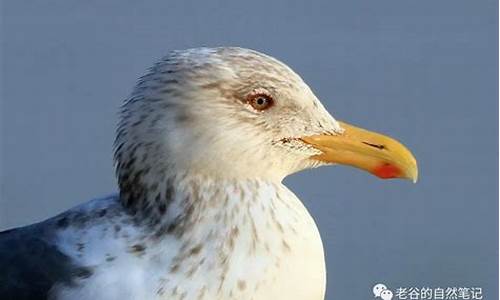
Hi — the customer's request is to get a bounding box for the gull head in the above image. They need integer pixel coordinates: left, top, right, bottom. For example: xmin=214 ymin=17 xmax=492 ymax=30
xmin=114 ymin=47 xmax=417 ymax=184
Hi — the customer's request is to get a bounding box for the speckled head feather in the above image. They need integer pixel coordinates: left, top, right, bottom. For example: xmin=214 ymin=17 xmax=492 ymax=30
xmin=114 ymin=47 xmax=342 ymax=212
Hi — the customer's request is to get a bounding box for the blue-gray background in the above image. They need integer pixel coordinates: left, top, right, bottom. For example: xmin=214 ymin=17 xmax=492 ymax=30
xmin=1 ymin=1 xmax=498 ymax=299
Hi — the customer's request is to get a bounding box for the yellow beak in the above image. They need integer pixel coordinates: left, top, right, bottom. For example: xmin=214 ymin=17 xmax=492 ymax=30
xmin=301 ymin=121 xmax=418 ymax=182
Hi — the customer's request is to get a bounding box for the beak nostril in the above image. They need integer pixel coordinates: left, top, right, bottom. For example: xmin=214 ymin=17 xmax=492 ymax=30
xmin=362 ymin=141 xmax=386 ymax=150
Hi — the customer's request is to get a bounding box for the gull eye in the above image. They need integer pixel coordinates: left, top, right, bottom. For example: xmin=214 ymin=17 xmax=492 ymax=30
xmin=248 ymin=93 xmax=274 ymax=111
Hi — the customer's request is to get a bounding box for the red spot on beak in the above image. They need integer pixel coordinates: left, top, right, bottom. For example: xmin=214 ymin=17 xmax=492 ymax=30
xmin=373 ymin=164 xmax=402 ymax=179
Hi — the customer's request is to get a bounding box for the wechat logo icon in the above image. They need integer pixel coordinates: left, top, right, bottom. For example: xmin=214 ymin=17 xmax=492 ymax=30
xmin=373 ymin=283 xmax=393 ymax=300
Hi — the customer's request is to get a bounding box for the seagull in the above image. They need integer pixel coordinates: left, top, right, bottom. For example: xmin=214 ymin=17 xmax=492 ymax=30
xmin=0 ymin=47 xmax=417 ymax=300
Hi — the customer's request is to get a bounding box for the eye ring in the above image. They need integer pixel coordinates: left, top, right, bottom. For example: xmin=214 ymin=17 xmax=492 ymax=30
xmin=247 ymin=93 xmax=274 ymax=111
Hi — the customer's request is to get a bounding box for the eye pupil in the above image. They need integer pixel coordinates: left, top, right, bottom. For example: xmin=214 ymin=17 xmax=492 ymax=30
xmin=257 ymin=98 xmax=265 ymax=105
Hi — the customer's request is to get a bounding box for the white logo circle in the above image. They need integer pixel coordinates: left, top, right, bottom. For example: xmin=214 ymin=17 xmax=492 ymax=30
xmin=372 ymin=283 xmax=388 ymax=297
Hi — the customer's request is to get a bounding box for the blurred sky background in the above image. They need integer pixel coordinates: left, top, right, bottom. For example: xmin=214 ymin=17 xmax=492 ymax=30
xmin=1 ymin=1 xmax=498 ymax=299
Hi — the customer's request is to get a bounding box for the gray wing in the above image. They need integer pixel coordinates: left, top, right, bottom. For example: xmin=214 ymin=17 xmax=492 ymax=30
xmin=0 ymin=224 xmax=88 ymax=300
